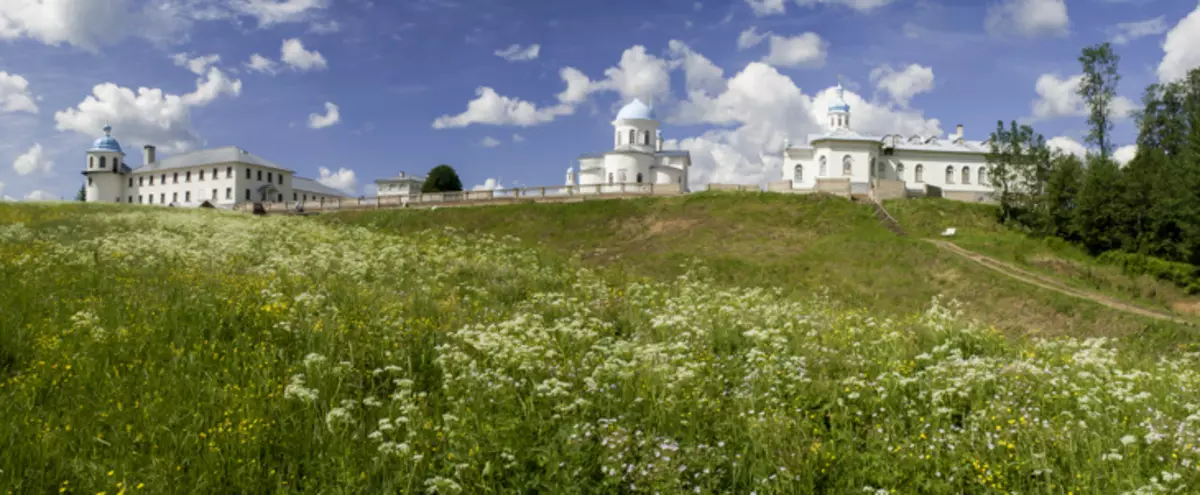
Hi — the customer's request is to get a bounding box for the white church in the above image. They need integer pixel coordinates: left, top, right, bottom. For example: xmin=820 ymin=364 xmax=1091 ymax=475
xmin=82 ymin=124 xmax=349 ymax=207
xmin=566 ymin=99 xmax=691 ymax=190
xmin=781 ymin=83 xmax=994 ymax=202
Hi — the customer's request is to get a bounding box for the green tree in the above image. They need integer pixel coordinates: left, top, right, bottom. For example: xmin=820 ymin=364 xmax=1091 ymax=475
xmin=1044 ymin=153 xmax=1084 ymax=241
xmin=986 ymin=120 xmax=1052 ymax=231
xmin=75 ymin=184 xmax=86 ymax=202
xmin=421 ymin=164 xmax=464 ymax=193
xmin=1074 ymin=155 xmax=1126 ymax=254
xmin=1077 ymin=42 xmax=1121 ymax=160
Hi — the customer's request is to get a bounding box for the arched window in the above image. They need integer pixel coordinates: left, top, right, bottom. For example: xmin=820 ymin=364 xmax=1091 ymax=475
xmin=896 ymin=163 xmax=905 ymax=180
xmin=99 ymin=156 xmax=107 ymax=168
xmin=842 ymin=155 xmax=853 ymax=176
xmin=628 ymin=130 xmax=636 ymax=145
xmin=794 ymin=164 xmax=803 ymax=181
xmin=945 ymin=166 xmax=955 ymax=184
xmin=636 ymin=173 xmax=643 ymax=183
xmin=819 ymin=156 xmax=827 ymax=176
xmin=962 ymin=166 xmax=971 ymax=184
xmin=89 ymin=156 xmax=94 ymax=168
xmin=979 ymin=167 xmax=988 ymax=185
xmin=643 ymin=131 xmax=651 ymax=145
xmin=608 ymin=172 xmax=614 ymax=184
xmin=915 ymin=164 xmax=924 ymax=183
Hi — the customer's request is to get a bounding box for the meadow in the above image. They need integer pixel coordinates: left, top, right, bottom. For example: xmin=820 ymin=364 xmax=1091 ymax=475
xmin=3 ymin=201 xmax=1200 ymax=493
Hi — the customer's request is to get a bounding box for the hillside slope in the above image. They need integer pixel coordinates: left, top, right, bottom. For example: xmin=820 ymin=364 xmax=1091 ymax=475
xmin=326 ymin=192 xmax=1198 ymax=348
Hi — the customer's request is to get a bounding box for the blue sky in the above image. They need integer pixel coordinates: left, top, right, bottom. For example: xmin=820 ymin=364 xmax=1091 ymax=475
xmin=1 ymin=0 xmax=1199 ymax=200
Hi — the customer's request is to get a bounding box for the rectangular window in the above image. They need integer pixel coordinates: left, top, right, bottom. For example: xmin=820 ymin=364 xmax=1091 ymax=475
xmin=88 ymin=177 xmax=93 ymax=186
xmin=161 ymin=174 xmax=166 ymax=184
xmin=225 ymin=187 xmax=231 ymax=199
xmin=149 ymin=176 xmax=154 ymax=186
xmin=277 ymin=193 xmax=283 ymax=202
xmin=138 ymin=195 xmax=143 ymax=204
xmin=303 ymin=194 xmax=308 ymax=201
xmin=293 ymin=192 xmax=297 ymax=201
xmin=160 ymin=193 xmax=165 ymax=204
xmin=174 ymin=173 xmax=179 ymax=184
xmin=213 ymin=168 xmax=218 ymax=179
xmin=246 ymin=168 xmax=251 ymax=179
xmin=199 ymin=170 xmax=204 ymax=181
xmin=267 ymin=172 xmax=272 ymax=183
xmin=257 ymin=170 xmax=262 ymax=181
xmin=139 ymin=176 xmax=144 ymax=186
xmin=245 ymin=189 xmax=251 ymax=200
xmin=278 ymin=174 xmax=283 ymax=185
xmin=148 ymin=195 xmax=153 ymax=204
xmin=128 ymin=178 xmax=133 ymax=187
xmin=185 ymin=191 xmax=191 ymax=202
xmin=186 ymin=171 xmax=191 ymax=182
xmin=128 ymin=196 xmax=132 ymax=203
xmin=212 ymin=189 xmax=217 ymax=200
xmin=227 ymin=167 xmax=232 ymax=178
xmin=172 ymin=192 xmax=178 ymax=203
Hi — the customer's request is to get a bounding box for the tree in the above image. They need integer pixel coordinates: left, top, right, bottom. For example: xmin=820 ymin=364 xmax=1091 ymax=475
xmin=986 ymin=120 xmax=1052 ymax=231
xmin=75 ymin=184 xmax=86 ymax=202
xmin=421 ymin=165 xmax=464 ymax=193
xmin=1077 ymin=42 xmax=1121 ymax=160
xmin=1044 ymin=153 xmax=1084 ymax=241
xmin=1074 ymin=155 xmax=1126 ymax=254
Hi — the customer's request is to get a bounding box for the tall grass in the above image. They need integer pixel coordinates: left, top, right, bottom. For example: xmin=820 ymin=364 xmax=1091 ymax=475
xmin=2 ymin=204 xmax=1199 ymax=493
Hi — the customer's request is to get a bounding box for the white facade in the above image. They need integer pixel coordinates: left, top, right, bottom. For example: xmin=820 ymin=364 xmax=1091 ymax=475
xmin=568 ymin=99 xmax=691 ymax=190
xmin=783 ymin=84 xmax=994 ymax=200
xmin=82 ymin=125 xmax=350 ymax=207
xmin=375 ymin=172 xmax=425 ymax=197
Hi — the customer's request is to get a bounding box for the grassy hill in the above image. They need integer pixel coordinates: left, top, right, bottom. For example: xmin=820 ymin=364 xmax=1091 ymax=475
xmin=4 ymin=197 xmax=1200 ymax=493
xmin=325 ymin=192 xmax=1198 ymax=349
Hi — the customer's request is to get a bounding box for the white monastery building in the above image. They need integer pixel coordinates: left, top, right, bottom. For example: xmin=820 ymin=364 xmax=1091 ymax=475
xmin=782 ymin=83 xmax=994 ymax=202
xmin=566 ymin=99 xmax=691 ymax=190
xmin=82 ymin=124 xmax=349 ymax=207
xmin=375 ymin=171 xmax=425 ymax=198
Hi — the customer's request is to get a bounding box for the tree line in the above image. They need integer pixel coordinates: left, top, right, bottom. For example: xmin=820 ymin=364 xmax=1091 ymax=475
xmin=987 ymin=42 xmax=1200 ymax=292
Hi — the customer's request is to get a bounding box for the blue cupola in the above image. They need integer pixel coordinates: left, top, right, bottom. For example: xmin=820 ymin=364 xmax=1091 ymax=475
xmin=89 ymin=124 xmax=123 ymax=153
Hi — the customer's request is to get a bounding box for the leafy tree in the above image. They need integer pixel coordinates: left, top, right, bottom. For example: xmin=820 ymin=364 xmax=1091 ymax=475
xmin=421 ymin=165 xmax=464 ymax=193
xmin=986 ymin=120 xmax=1052 ymax=231
xmin=1074 ymin=155 xmax=1126 ymax=254
xmin=75 ymin=184 xmax=86 ymax=202
xmin=1044 ymin=153 xmax=1084 ymax=241
xmin=1077 ymin=42 xmax=1121 ymax=160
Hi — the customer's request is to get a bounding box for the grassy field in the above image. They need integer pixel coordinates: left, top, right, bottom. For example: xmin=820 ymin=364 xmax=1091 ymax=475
xmin=3 ymin=198 xmax=1200 ymax=493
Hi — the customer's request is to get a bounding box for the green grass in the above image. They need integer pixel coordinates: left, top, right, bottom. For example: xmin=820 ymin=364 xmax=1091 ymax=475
xmin=5 ymin=198 xmax=1200 ymax=494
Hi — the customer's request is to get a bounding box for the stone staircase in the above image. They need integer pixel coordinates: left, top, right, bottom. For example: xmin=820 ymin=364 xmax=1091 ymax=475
xmin=865 ymin=198 xmax=906 ymax=236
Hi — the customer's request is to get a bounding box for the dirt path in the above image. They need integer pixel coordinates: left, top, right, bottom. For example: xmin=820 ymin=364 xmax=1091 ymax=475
xmin=926 ymin=239 xmax=1193 ymax=325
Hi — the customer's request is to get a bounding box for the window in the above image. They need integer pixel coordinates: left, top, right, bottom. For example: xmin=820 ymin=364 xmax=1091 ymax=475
xmin=115 ymin=158 xmax=120 ymax=168
xmin=186 ymin=171 xmax=191 ymax=182
xmin=128 ymin=196 xmax=132 ymax=203
xmin=100 ymin=156 xmax=106 ymax=168
xmin=277 ymin=194 xmax=283 ymax=202
xmin=643 ymin=130 xmax=651 ymax=145
xmin=896 ymin=163 xmax=905 ymax=180
xmin=246 ymin=168 xmax=251 ymax=179
xmin=842 ymin=155 xmax=852 ymax=176
xmin=213 ymin=168 xmax=218 ymax=179
xmin=89 ymin=157 xmax=94 ymax=168
xmin=303 ymin=194 xmax=308 ymax=201
xmin=608 ymin=172 xmax=614 ymax=184
xmin=173 ymin=173 xmax=179 ymax=184
xmin=117 ymin=197 xmax=121 ymax=203
xmin=794 ymin=164 xmax=803 ymax=181
xmin=628 ymin=130 xmax=635 ymax=146
xmin=245 ymin=189 xmax=251 ymax=200
xmin=294 ymin=192 xmax=298 ymax=201
xmin=160 ymin=193 xmax=165 ymax=204
xmin=619 ymin=170 xmax=627 ymax=182
xmin=185 ymin=191 xmax=191 ymax=202
xmin=945 ymin=166 xmax=955 ymax=184
xmin=979 ymin=168 xmax=988 ymax=185
xmin=227 ymin=167 xmax=232 ymax=178
xmin=172 ymin=192 xmax=178 ymax=203
xmin=88 ymin=177 xmax=93 ymax=186
xmin=257 ymin=170 xmax=262 ymax=181
xmin=212 ymin=189 xmax=217 ymax=199
xmin=138 ymin=196 xmax=143 ymax=204
xmin=161 ymin=174 xmax=166 ymax=184
xmin=129 ymin=178 xmax=133 ymax=187
xmin=225 ymin=188 xmax=231 ymax=199
xmin=278 ymin=174 xmax=283 ymax=185
xmin=962 ymin=166 xmax=971 ymax=184
xmin=148 ymin=195 xmax=153 ymax=204
xmin=915 ymin=164 xmax=924 ymax=183
xmin=267 ymin=172 xmax=273 ymax=183
xmin=819 ymin=156 xmax=827 ymax=176
xmin=636 ymin=173 xmax=643 ymax=183
xmin=139 ymin=177 xmax=144 ymax=186
xmin=199 ymin=170 xmax=205 ymax=181
xmin=149 ymin=176 xmax=154 ymax=186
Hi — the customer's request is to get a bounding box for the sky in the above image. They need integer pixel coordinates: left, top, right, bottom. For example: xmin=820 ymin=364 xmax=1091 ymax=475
xmin=1 ymin=0 xmax=1200 ymax=201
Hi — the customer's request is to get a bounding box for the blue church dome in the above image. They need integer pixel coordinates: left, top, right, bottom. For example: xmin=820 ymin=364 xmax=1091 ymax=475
xmin=616 ymin=99 xmax=655 ymax=121
xmin=828 ymin=84 xmax=850 ymax=113
xmin=89 ymin=124 xmax=123 ymax=153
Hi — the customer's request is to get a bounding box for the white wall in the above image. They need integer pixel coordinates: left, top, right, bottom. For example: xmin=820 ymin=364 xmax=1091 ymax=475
xmin=885 ymin=151 xmax=991 ymax=192
xmin=603 ymin=152 xmax=654 ymax=184
xmin=377 ymin=181 xmax=421 ymax=197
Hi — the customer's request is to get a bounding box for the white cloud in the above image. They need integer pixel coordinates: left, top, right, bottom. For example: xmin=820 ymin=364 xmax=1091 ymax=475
xmin=591 ymin=45 xmax=673 ymax=103
xmin=308 ymin=102 xmax=339 ymax=129
xmin=737 ymin=27 xmax=767 ymax=49
xmin=668 ymin=40 xmax=726 ymax=95
xmin=479 ymin=136 xmax=502 ymax=148
xmin=245 ymin=54 xmax=279 ymax=74
xmin=54 ymin=68 xmax=243 ymax=153
xmin=232 ymin=0 xmax=330 ymax=27
xmin=1047 ymin=136 xmax=1087 ymax=158
xmin=985 ymin=0 xmax=1069 ymax=39
xmin=0 ymin=71 xmax=37 ymax=114
xmin=171 ymin=53 xmax=221 ymax=75
xmin=494 ymin=44 xmax=540 ymax=62
xmin=512 ymin=133 xmax=525 ymax=143
xmin=433 ymin=87 xmax=575 ymax=128
xmin=0 ymin=0 xmax=196 ymax=51
xmin=1031 ymin=73 xmax=1135 ymax=120
xmin=1114 ymin=144 xmax=1137 ymax=165
xmin=1111 ymin=16 xmax=1166 ymax=45
xmin=746 ymin=0 xmax=895 ymax=16
xmin=472 ymin=178 xmax=504 ymax=191
xmin=870 ymin=64 xmax=934 ymax=108
xmin=761 ymin=32 xmax=827 ymax=69
xmin=13 ymin=143 xmax=52 ymax=175
xmin=280 ymin=38 xmax=327 ymax=71
xmin=23 ymin=190 xmax=55 ymax=201
xmin=1158 ymin=4 xmax=1200 ymax=83
xmin=745 ymin=0 xmax=786 ymax=16
xmin=556 ymin=67 xmax=595 ymax=105
xmin=317 ymin=166 xmax=356 ymax=194
xmin=308 ymin=19 xmax=340 ymax=34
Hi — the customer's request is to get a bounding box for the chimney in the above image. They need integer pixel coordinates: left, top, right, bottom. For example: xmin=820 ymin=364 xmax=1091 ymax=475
xmin=956 ymin=124 xmax=964 ymax=138
xmin=143 ymin=145 xmax=156 ymax=165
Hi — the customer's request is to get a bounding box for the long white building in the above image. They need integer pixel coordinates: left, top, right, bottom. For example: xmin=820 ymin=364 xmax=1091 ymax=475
xmin=82 ymin=124 xmax=349 ymax=207
xmin=782 ymin=84 xmax=994 ymax=202
xmin=567 ymin=99 xmax=691 ymax=190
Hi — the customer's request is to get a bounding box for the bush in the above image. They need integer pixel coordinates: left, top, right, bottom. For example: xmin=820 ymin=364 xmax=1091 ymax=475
xmin=1098 ymin=250 xmax=1200 ymax=292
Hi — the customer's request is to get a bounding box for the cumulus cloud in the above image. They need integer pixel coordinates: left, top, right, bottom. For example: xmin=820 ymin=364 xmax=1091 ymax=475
xmin=23 ymin=190 xmax=55 ymax=201
xmin=870 ymin=64 xmax=934 ymax=108
xmin=433 ymin=87 xmax=574 ymax=128
xmin=308 ymin=102 xmax=339 ymax=129
xmin=762 ymin=32 xmax=827 ymax=69
xmin=54 ymin=68 xmax=243 ymax=153
xmin=1114 ymin=144 xmax=1137 ymax=165
xmin=317 ymin=166 xmax=356 ymax=194
xmin=0 ymin=0 xmax=191 ymax=51
xmin=1047 ymin=136 xmax=1087 ymax=158
xmin=668 ymin=40 xmax=726 ymax=95
xmin=1157 ymin=4 xmax=1200 ymax=83
xmin=1031 ymin=73 xmax=1135 ymax=120
xmin=472 ymin=178 xmax=504 ymax=191
xmin=985 ymin=0 xmax=1069 ymax=38
xmin=171 ymin=53 xmax=221 ymax=75
xmin=231 ymin=0 xmax=330 ymax=27
xmin=0 ymin=72 xmax=37 ymax=114
xmin=737 ymin=27 xmax=768 ymax=49
xmin=494 ymin=44 xmax=540 ymax=62
xmin=1110 ymin=16 xmax=1166 ymax=45
xmin=479 ymin=136 xmax=502 ymax=148
xmin=245 ymin=53 xmax=279 ymax=74
xmin=280 ymin=38 xmax=327 ymax=71
xmin=13 ymin=143 xmax=52 ymax=175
